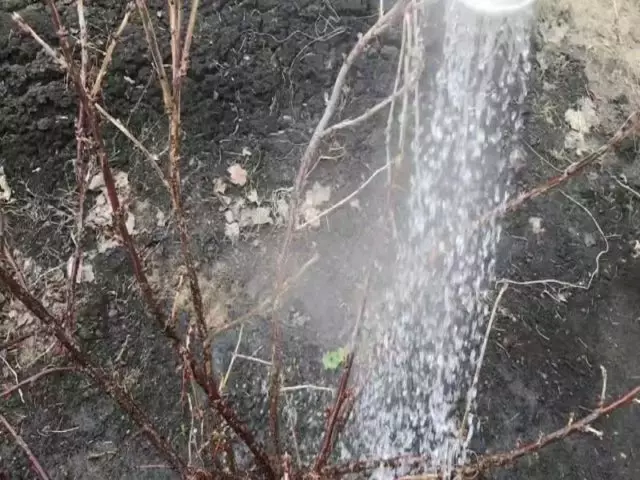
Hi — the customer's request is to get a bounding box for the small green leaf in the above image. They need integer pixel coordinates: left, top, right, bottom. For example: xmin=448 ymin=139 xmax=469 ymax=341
xmin=322 ymin=347 xmax=348 ymax=371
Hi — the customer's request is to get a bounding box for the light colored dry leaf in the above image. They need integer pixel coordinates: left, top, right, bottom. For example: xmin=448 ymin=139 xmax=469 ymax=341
xmin=228 ymin=164 xmax=248 ymax=186
xmin=156 ymin=210 xmax=166 ymax=227
xmin=214 ymin=177 xmax=227 ymax=194
xmin=275 ymin=198 xmax=289 ymax=225
xmin=224 ymin=210 xmax=235 ymax=223
xmin=86 ymin=194 xmax=111 ymax=227
xmin=246 ymin=189 xmax=259 ymax=204
xmin=302 ymin=206 xmax=321 ymax=228
xmin=304 ymin=182 xmax=331 ymax=207
xmin=114 ymin=171 xmax=130 ymax=191
xmin=125 ymin=212 xmax=136 ymax=234
xmin=97 ymin=236 xmax=119 ymax=253
xmin=242 ymin=146 xmax=252 ymax=157
xmin=225 ymin=222 xmax=240 ymax=242
xmin=528 ymin=217 xmax=545 ymax=235
xmin=88 ymin=172 xmax=105 ymax=191
xmin=0 ymin=167 xmax=12 ymax=202
xmin=239 ymin=207 xmax=273 ymax=227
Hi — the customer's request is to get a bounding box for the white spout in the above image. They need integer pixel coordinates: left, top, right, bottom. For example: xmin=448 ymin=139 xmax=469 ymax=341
xmin=458 ymin=0 xmax=535 ymax=15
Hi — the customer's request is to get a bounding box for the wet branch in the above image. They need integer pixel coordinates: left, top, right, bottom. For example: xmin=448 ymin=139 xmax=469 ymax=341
xmin=271 ymin=0 xmax=410 ymax=460
xmin=323 ymin=384 xmax=640 ymax=479
xmin=498 ymin=110 xmax=639 ymax=218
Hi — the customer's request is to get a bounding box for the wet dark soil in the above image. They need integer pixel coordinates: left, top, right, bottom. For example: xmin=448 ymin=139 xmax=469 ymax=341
xmin=1 ymin=1 xmax=639 ymax=479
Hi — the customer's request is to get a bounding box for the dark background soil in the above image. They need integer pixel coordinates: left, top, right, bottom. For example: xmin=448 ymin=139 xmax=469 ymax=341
xmin=1 ymin=0 xmax=639 ymax=479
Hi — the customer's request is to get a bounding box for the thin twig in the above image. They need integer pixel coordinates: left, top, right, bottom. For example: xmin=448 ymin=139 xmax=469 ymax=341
xmin=499 ymin=111 xmax=640 ymax=218
xmin=322 ymin=81 xmax=416 ymax=138
xmin=0 ymin=414 xmax=50 ymax=480
xmin=325 ymin=384 xmax=640 ymax=479
xmin=313 ymin=273 xmax=370 ymax=473
xmin=0 ymin=264 xmax=190 ymax=476
xmin=91 ymin=3 xmax=136 ymax=98
xmin=599 ymin=365 xmax=608 ymax=408
xmin=296 ymin=163 xmax=388 ymax=230
xmin=500 ymin=192 xmax=609 ymax=291
xmin=94 ymin=102 xmax=169 ymax=188
xmin=135 ymin=0 xmax=173 ymax=108
xmin=460 ymin=284 xmax=508 ymax=443
xmin=10 ymin=14 xmax=67 ymax=69
xmin=2 ymin=367 xmax=75 ymax=399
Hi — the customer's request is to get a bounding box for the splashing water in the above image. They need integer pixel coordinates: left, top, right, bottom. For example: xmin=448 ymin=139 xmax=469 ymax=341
xmin=354 ymin=0 xmax=534 ymax=476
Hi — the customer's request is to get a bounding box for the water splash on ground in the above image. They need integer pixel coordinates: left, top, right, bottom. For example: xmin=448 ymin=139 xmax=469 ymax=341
xmin=354 ymin=0 xmax=533 ymax=476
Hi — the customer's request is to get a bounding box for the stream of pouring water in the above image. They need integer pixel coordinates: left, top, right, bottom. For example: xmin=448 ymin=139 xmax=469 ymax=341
xmin=355 ymin=0 xmax=534 ymax=476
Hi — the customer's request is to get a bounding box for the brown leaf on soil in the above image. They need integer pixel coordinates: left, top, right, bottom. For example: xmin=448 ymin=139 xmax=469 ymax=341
xmin=227 ymin=164 xmax=248 ymax=186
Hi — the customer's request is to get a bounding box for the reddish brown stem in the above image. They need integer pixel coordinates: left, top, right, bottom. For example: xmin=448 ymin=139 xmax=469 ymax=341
xmin=313 ymin=351 xmax=355 ymax=473
xmin=314 ymin=274 xmax=368 ymax=473
xmin=0 ymin=329 xmax=41 ymax=352
xmin=2 ymin=367 xmax=75 ymax=399
xmin=0 ymin=414 xmax=50 ymax=480
xmin=463 ymin=384 xmax=640 ymax=476
xmin=0 ymin=265 xmax=190 ymax=476
xmin=324 ymin=385 xmax=640 ymax=479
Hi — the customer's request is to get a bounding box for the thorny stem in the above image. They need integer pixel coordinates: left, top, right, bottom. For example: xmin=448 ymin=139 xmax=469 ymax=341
xmin=0 ymin=265 xmax=190 ymax=476
xmin=156 ymin=0 xmax=217 ymax=389
xmin=2 ymin=367 xmax=76 ymax=399
xmin=13 ymin=4 xmax=274 ymax=477
xmin=0 ymin=414 xmax=50 ymax=480
xmin=271 ymin=0 xmax=410 ymax=460
xmin=323 ymin=384 xmax=640 ymax=479
xmin=313 ymin=274 xmax=369 ymax=473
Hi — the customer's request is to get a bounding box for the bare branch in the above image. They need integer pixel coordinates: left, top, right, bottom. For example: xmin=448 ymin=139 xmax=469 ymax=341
xmin=94 ymin=102 xmax=169 ymax=189
xmin=0 ymin=265 xmax=190 ymax=476
xmin=0 ymin=414 xmax=50 ymax=480
xmin=2 ymin=367 xmax=75 ymax=399
xmin=91 ymin=3 xmax=136 ymax=98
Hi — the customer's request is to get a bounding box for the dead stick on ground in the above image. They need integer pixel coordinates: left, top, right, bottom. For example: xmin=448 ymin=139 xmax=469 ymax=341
xmin=459 ymin=283 xmax=508 ymax=443
xmin=0 ymin=414 xmax=50 ymax=480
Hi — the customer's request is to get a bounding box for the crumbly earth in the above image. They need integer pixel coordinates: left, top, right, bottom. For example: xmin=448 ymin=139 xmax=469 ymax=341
xmin=0 ymin=0 xmax=638 ymax=479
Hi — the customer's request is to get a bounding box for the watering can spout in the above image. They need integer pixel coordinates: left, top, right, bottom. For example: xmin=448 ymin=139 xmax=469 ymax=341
xmin=458 ymin=0 xmax=536 ymax=15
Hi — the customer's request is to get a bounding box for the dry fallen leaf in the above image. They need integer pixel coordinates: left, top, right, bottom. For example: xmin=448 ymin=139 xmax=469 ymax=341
xmin=88 ymin=172 xmax=105 ymax=191
xmin=239 ymin=206 xmax=272 ymax=227
xmin=302 ymin=206 xmax=322 ymax=228
xmin=214 ymin=177 xmax=227 ymax=194
xmin=0 ymin=167 xmax=12 ymax=202
xmin=225 ymin=222 xmax=240 ymax=242
xmin=304 ymin=182 xmax=331 ymax=207
xmin=228 ymin=164 xmax=248 ymax=186
xmin=246 ymin=189 xmax=259 ymax=204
